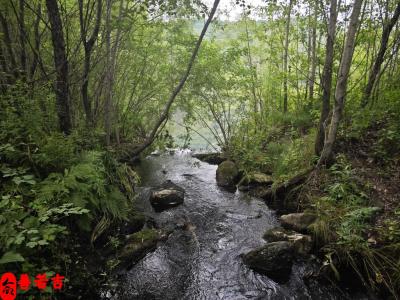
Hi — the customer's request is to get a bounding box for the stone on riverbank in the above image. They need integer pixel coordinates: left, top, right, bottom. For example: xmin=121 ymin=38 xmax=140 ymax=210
xmin=118 ymin=228 xmax=166 ymax=264
xmin=238 ymin=172 xmax=273 ymax=189
xmin=237 ymin=172 xmax=274 ymax=197
xmin=192 ymin=152 xmax=226 ymax=165
xmin=216 ymin=160 xmax=240 ymax=191
xmin=280 ymin=212 xmax=316 ymax=233
xmin=242 ymin=241 xmax=293 ymax=283
xmin=263 ymin=227 xmax=312 ymax=255
xmin=150 ymin=180 xmax=185 ymax=212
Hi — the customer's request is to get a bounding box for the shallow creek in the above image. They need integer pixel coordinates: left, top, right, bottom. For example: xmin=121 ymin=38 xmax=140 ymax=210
xmin=112 ymin=150 xmax=368 ymax=300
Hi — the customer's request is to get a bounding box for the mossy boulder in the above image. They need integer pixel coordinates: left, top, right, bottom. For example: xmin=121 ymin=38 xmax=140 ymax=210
xmin=118 ymin=229 xmax=166 ymax=264
xmin=263 ymin=227 xmax=312 ymax=255
xmin=216 ymin=160 xmax=239 ymax=190
xmin=238 ymin=172 xmax=273 ymax=188
xmin=237 ymin=172 xmax=274 ymax=197
xmin=242 ymin=241 xmax=293 ymax=283
xmin=280 ymin=212 xmax=317 ymax=233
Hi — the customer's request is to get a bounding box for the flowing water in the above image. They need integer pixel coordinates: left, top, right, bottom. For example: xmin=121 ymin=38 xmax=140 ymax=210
xmin=113 ymin=150 xmax=368 ymax=300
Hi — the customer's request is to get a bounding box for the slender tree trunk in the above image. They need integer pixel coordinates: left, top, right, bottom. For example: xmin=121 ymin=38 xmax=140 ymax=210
xmin=29 ymin=2 xmax=41 ymax=80
xmin=318 ymin=0 xmax=363 ymax=165
xmin=283 ymin=0 xmax=293 ymax=113
xmin=0 ymin=12 xmax=18 ymax=80
xmin=105 ymin=0 xmax=113 ymax=146
xmin=245 ymin=17 xmax=258 ymax=118
xmin=315 ymin=0 xmax=339 ymax=155
xmin=305 ymin=6 xmax=311 ymax=102
xmin=18 ymin=0 xmax=27 ymax=77
xmin=45 ymin=0 xmax=72 ymax=134
xmin=361 ymin=1 xmax=400 ymax=108
xmin=308 ymin=2 xmax=317 ymax=104
xmin=79 ymin=0 xmax=102 ymax=126
xmin=130 ymin=0 xmax=220 ymax=156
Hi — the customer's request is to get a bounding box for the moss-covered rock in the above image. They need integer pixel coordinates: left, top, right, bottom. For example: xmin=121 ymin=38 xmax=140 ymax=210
xmin=280 ymin=212 xmax=317 ymax=233
xmin=238 ymin=172 xmax=273 ymax=187
xmin=237 ymin=172 xmax=274 ymax=198
xmin=216 ymin=160 xmax=239 ymax=190
xmin=117 ymin=229 xmax=166 ymax=264
xmin=242 ymin=241 xmax=293 ymax=283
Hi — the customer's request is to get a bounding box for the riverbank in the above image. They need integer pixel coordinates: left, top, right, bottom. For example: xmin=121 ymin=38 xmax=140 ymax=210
xmin=221 ymin=114 xmax=400 ymax=299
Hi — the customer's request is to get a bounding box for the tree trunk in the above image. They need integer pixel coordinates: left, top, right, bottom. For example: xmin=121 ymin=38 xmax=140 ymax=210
xmin=308 ymin=2 xmax=317 ymax=104
xmin=315 ymin=0 xmax=339 ymax=155
xmin=45 ymin=0 xmax=72 ymax=134
xmin=0 ymin=12 xmax=19 ymax=80
xmin=105 ymin=0 xmax=112 ymax=146
xmin=130 ymin=0 xmax=220 ymax=156
xmin=79 ymin=0 xmax=102 ymax=126
xmin=361 ymin=1 xmax=400 ymax=108
xmin=29 ymin=2 xmax=41 ymax=80
xmin=318 ymin=0 xmax=363 ymax=165
xmin=18 ymin=0 xmax=27 ymax=77
xmin=283 ymin=0 xmax=293 ymax=113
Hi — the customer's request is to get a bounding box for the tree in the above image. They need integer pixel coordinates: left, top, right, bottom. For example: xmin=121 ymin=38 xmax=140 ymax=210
xmin=283 ymin=0 xmax=294 ymax=113
xmin=45 ymin=0 xmax=72 ymax=134
xmin=105 ymin=0 xmax=112 ymax=146
xmin=130 ymin=0 xmax=221 ymax=156
xmin=361 ymin=1 xmax=400 ymax=108
xmin=315 ymin=0 xmax=339 ymax=155
xmin=308 ymin=0 xmax=317 ymax=104
xmin=79 ymin=0 xmax=102 ymax=125
xmin=318 ymin=0 xmax=364 ymax=165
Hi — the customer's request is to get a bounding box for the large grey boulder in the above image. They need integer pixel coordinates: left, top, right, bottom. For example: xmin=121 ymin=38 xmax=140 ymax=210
xmin=150 ymin=180 xmax=184 ymax=212
xmin=216 ymin=160 xmax=239 ymax=190
xmin=263 ymin=227 xmax=312 ymax=255
xmin=280 ymin=212 xmax=316 ymax=233
xmin=242 ymin=241 xmax=293 ymax=283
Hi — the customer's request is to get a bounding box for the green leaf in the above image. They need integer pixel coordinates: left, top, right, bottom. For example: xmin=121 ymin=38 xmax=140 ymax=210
xmin=0 ymin=251 xmax=25 ymax=264
xmin=26 ymin=241 xmax=37 ymax=248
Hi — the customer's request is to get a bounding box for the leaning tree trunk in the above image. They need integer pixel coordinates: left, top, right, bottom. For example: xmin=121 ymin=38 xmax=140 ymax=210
xmin=46 ymin=0 xmax=72 ymax=134
xmin=318 ymin=0 xmax=364 ymax=165
xmin=130 ymin=0 xmax=221 ymax=156
xmin=361 ymin=1 xmax=400 ymax=108
xmin=283 ymin=0 xmax=293 ymax=113
xmin=315 ymin=0 xmax=339 ymax=155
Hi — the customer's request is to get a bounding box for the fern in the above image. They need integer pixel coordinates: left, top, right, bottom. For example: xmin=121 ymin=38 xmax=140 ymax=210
xmin=36 ymin=151 xmax=130 ymax=225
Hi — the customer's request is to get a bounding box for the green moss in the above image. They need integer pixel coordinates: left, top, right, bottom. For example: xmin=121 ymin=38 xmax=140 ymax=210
xmin=129 ymin=228 xmax=159 ymax=243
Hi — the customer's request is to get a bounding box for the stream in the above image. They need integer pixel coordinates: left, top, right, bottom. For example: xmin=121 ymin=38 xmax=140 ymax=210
xmin=112 ymin=150 xmax=368 ymax=300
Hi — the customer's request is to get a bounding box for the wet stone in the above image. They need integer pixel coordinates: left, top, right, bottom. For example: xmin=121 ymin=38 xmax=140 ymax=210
xmin=150 ymin=180 xmax=185 ymax=212
xmin=280 ymin=212 xmax=317 ymax=233
xmin=242 ymin=241 xmax=294 ymax=283
xmin=263 ymin=227 xmax=313 ymax=255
